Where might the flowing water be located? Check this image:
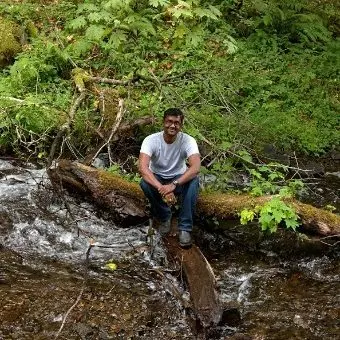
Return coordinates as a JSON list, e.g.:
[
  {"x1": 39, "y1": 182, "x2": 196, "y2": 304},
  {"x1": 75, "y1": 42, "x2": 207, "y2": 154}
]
[{"x1": 0, "y1": 158, "x2": 339, "y2": 339}]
